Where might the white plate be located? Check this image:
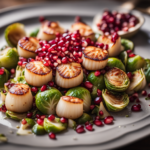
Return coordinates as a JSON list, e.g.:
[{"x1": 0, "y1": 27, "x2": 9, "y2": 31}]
[{"x1": 0, "y1": 1, "x2": 150, "y2": 150}]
